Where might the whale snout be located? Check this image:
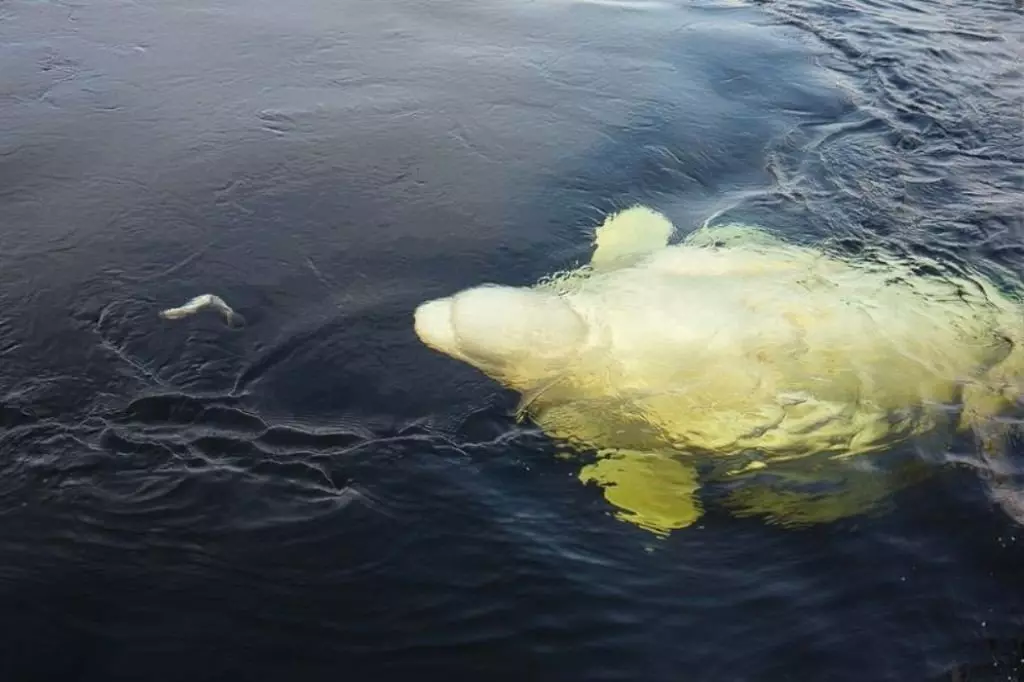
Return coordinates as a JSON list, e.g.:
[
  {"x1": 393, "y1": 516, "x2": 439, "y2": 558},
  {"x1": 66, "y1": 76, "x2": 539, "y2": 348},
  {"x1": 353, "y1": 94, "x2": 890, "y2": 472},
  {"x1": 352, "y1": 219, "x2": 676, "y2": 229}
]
[
  {"x1": 414, "y1": 297, "x2": 459, "y2": 356},
  {"x1": 414, "y1": 284, "x2": 587, "y2": 377}
]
